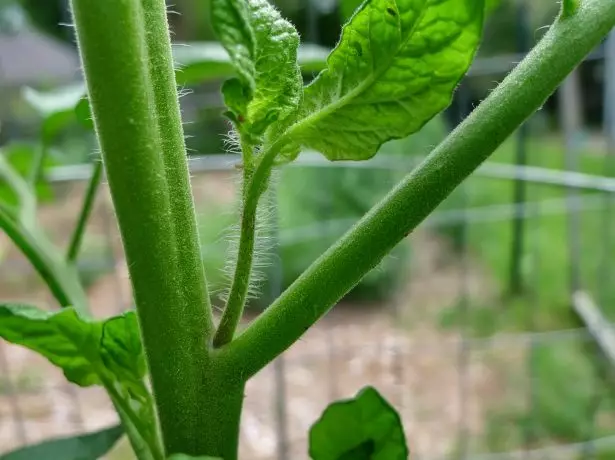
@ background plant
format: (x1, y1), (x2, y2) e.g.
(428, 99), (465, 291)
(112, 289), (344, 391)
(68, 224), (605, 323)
(0, 0), (613, 460)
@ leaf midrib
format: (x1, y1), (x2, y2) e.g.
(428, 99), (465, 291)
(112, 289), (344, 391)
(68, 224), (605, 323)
(287, 1), (430, 141)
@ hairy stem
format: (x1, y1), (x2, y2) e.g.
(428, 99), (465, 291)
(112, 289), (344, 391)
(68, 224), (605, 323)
(140, 0), (215, 330)
(221, 0), (615, 378)
(70, 0), (214, 454)
(214, 148), (257, 347)
(67, 160), (103, 262)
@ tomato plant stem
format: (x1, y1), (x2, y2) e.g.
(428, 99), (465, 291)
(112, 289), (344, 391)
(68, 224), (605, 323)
(222, 0), (615, 379)
(214, 162), (257, 347)
(69, 0), (217, 455)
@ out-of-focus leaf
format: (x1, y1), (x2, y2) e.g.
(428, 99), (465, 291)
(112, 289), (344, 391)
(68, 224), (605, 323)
(173, 42), (329, 86)
(296, 44), (331, 74)
(209, 0), (255, 96)
(0, 143), (55, 208)
(0, 424), (124, 460)
(309, 386), (408, 460)
(25, 43), (328, 129)
(485, 0), (502, 15)
(22, 84), (86, 142)
(0, 304), (161, 458)
(75, 96), (95, 130)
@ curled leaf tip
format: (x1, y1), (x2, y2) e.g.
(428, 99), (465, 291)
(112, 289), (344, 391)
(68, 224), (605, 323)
(562, 0), (579, 18)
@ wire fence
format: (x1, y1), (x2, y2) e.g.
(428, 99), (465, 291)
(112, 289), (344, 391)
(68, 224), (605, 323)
(1, 2), (615, 459)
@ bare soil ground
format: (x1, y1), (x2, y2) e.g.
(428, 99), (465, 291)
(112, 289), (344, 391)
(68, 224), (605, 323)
(0, 171), (506, 459)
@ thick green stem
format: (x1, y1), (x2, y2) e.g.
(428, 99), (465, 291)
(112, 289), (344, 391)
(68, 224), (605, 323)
(67, 160), (102, 262)
(70, 0), (216, 455)
(140, 0), (215, 329)
(221, 0), (615, 379)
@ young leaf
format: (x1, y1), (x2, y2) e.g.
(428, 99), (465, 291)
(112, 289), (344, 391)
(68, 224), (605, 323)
(0, 424), (124, 460)
(210, 0), (255, 95)
(211, 0), (303, 138)
(309, 386), (408, 460)
(285, 0), (485, 161)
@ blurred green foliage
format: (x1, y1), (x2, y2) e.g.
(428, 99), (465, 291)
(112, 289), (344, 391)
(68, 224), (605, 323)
(0, 142), (55, 208)
(438, 135), (615, 453)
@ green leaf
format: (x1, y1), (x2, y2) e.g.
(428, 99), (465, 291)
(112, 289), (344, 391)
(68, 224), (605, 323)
(0, 304), (149, 388)
(346, 0), (498, 29)
(209, 0), (256, 94)
(286, 0), (485, 161)
(100, 312), (147, 386)
(22, 84), (86, 143)
(0, 424), (124, 460)
(0, 305), (103, 386)
(309, 386), (408, 460)
(0, 304), (162, 458)
(221, 77), (251, 120)
(211, 0), (303, 138)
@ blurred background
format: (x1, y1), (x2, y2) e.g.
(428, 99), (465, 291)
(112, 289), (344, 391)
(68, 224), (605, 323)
(1, 0), (615, 459)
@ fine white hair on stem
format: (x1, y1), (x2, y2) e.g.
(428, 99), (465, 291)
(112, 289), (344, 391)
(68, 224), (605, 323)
(216, 162), (279, 307)
(222, 128), (243, 157)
